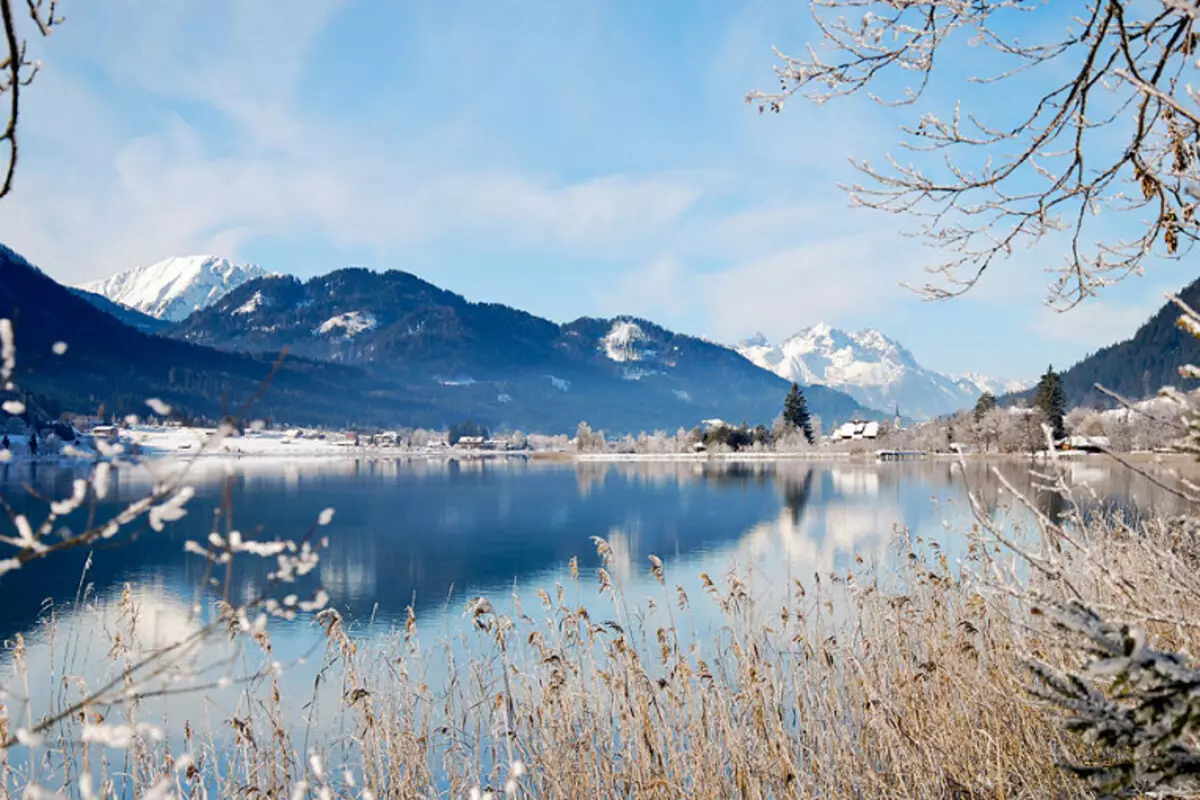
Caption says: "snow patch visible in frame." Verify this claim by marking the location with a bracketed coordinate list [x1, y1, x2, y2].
[233, 290, 267, 315]
[438, 377, 477, 387]
[316, 311, 377, 338]
[602, 321, 653, 363]
[497, 393, 512, 404]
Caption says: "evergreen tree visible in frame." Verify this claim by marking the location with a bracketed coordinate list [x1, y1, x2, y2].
[783, 383, 814, 444]
[973, 391, 998, 420]
[1034, 365, 1067, 441]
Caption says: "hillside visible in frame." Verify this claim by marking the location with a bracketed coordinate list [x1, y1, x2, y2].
[1057, 277, 1200, 406]
[68, 288, 170, 333]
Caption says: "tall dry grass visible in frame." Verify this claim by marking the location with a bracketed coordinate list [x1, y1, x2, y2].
[2, 449, 1198, 797]
[0, 511, 1129, 799]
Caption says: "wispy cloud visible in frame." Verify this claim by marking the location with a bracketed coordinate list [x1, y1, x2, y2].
[1, 1, 713, 283]
[596, 224, 927, 342]
[1029, 297, 1160, 348]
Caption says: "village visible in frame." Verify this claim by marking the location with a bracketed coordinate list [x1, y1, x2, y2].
[0, 402, 1158, 464]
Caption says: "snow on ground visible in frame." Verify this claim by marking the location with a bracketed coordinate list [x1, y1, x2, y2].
[126, 427, 378, 457]
[316, 311, 377, 337]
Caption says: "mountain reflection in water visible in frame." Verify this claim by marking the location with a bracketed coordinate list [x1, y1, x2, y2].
[0, 456, 1188, 648]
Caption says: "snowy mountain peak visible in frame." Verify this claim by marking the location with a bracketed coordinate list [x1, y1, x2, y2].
[78, 255, 272, 322]
[735, 323, 1024, 420]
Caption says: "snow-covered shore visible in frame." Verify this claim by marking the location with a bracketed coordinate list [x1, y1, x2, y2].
[123, 427, 529, 460]
[1, 426, 522, 463]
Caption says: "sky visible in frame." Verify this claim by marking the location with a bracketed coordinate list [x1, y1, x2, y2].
[0, 0, 1189, 380]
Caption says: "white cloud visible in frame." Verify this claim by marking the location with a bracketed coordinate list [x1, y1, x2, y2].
[1029, 298, 1158, 347]
[598, 227, 927, 343]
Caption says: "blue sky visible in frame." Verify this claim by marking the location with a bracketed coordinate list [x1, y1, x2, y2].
[0, 0, 1188, 379]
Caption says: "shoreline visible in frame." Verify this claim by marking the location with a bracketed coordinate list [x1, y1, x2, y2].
[1, 448, 1189, 468]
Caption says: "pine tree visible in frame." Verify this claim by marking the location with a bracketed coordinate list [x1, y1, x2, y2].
[783, 383, 814, 444]
[1034, 365, 1067, 441]
[973, 391, 998, 420]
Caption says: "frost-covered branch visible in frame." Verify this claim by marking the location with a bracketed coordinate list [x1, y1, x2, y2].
[751, 0, 1200, 308]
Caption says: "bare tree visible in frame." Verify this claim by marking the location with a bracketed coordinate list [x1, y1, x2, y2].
[0, 0, 60, 200]
[750, 0, 1200, 308]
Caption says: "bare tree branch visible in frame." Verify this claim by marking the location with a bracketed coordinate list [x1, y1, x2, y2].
[750, 0, 1200, 309]
[0, 0, 60, 200]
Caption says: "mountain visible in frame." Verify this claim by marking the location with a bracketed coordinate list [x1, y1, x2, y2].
[68, 288, 170, 333]
[77, 255, 270, 321]
[1052, 277, 1200, 407]
[169, 268, 875, 432]
[736, 324, 1023, 419]
[0, 246, 429, 427]
[2, 246, 872, 432]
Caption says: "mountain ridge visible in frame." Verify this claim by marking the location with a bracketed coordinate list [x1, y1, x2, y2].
[9, 248, 878, 433]
[68, 288, 170, 333]
[167, 266, 877, 431]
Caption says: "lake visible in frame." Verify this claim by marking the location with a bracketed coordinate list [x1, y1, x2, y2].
[0, 454, 1189, 790]
[0, 455, 1187, 639]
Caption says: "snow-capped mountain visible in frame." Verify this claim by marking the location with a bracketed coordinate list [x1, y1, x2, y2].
[735, 324, 1025, 420]
[78, 255, 271, 322]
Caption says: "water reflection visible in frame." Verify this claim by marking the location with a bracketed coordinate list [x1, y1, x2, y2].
[0, 456, 1190, 649]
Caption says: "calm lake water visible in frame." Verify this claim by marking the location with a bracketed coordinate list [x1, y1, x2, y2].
[0, 454, 1189, 778]
[0, 455, 1188, 640]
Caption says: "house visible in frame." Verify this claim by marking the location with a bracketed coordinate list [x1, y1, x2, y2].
[456, 435, 486, 449]
[831, 420, 880, 441]
[1061, 435, 1110, 453]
